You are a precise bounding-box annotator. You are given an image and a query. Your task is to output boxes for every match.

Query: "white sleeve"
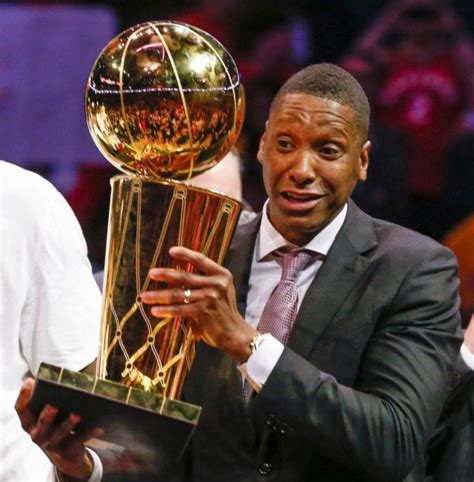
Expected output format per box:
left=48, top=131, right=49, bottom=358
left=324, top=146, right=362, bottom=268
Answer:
left=460, top=343, right=474, bottom=370
left=20, top=187, right=102, bottom=375
left=85, top=449, right=103, bottom=482
left=238, top=335, right=284, bottom=392
left=55, top=449, right=103, bottom=482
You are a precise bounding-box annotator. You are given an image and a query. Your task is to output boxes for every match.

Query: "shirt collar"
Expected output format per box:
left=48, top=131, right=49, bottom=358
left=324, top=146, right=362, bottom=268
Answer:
left=256, top=201, right=348, bottom=261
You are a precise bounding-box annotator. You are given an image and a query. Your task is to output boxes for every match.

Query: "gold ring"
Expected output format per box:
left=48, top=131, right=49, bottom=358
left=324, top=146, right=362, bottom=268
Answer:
left=183, top=288, right=192, bottom=304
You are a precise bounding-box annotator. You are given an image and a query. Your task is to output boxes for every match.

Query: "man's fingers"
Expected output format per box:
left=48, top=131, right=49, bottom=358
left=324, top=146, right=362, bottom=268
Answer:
left=142, top=286, right=204, bottom=305
left=29, top=404, right=59, bottom=444
left=169, top=246, right=223, bottom=275
left=147, top=267, right=214, bottom=287
left=74, top=426, right=105, bottom=445
left=151, top=304, right=196, bottom=318
left=15, top=378, right=36, bottom=431
left=43, top=413, right=81, bottom=449
left=15, top=378, right=35, bottom=411
left=47, top=421, right=104, bottom=452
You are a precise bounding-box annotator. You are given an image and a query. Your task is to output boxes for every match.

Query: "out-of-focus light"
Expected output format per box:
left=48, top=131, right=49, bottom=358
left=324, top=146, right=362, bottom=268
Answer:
left=189, top=52, right=213, bottom=74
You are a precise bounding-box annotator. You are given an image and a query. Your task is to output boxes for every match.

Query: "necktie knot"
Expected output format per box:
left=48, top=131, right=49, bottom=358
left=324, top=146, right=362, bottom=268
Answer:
left=279, top=249, right=316, bottom=282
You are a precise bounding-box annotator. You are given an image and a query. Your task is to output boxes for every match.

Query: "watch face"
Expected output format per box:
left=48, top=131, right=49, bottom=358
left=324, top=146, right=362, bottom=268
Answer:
left=250, top=333, right=269, bottom=353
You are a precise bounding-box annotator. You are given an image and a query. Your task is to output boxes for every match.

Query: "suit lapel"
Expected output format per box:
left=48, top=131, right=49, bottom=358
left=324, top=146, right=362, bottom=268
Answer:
left=288, top=201, right=378, bottom=359
left=224, top=213, right=261, bottom=317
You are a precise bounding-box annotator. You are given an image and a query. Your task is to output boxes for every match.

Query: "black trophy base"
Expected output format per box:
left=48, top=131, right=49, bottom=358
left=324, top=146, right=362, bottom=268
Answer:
left=29, top=363, right=201, bottom=478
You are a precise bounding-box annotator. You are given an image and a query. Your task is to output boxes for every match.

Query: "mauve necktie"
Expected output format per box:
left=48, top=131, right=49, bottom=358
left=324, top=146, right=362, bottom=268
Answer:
left=243, top=248, right=318, bottom=401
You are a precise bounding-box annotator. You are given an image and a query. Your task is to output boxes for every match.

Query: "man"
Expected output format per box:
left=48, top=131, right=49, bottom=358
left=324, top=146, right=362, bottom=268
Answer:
left=0, top=161, right=102, bottom=480
left=16, top=64, right=463, bottom=481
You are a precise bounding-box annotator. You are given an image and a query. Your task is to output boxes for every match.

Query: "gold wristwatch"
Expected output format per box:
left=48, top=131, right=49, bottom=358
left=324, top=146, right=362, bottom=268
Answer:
left=249, top=333, right=271, bottom=354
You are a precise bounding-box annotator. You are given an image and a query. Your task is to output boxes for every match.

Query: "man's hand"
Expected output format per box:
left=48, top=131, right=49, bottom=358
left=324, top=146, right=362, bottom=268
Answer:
left=142, top=246, right=258, bottom=364
left=15, top=378, right=103, bottom=480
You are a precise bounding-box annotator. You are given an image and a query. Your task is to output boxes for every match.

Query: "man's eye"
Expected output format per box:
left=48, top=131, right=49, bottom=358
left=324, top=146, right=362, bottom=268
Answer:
left=277, top=139, right=293, bottom=150
left=319, top=146, right=340, bottom=157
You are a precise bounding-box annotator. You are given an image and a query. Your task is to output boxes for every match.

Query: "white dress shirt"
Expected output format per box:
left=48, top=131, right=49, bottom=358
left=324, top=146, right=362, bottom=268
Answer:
left=460, top=343, right=474, bottom=369
left=238, top=202, right=348, bottom=391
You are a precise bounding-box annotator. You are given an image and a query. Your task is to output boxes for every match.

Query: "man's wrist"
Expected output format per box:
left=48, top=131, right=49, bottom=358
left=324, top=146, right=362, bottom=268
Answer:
left=55, top=449, right=102, bottom=482
left=84, top=449, right=103, bottom=482
left=250, top=333, right=272, bottom=354
left=224, top=325, right=259, bottom=364
left=238, top=334, right=284, bottom=392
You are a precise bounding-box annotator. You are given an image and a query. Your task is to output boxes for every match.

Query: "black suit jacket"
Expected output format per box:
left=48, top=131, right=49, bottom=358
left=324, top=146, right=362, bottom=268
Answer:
left=425, top=369, right=474, bottom=482
left=178, top=200, right=462, bottom=482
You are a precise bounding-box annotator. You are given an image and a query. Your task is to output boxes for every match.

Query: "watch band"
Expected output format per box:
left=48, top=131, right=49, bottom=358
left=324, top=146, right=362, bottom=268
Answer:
left=249, top=332, right=271, bottom=354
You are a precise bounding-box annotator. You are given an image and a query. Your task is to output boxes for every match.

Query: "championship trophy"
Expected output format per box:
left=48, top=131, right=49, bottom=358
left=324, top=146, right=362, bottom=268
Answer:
left=29, top=21, right=244, bottom=475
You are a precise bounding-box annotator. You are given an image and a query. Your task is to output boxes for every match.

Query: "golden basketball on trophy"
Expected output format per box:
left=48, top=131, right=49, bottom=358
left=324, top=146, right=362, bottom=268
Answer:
left=30, top=20, right=245, bottom=473
left=85, top=21, right=244, bottom=180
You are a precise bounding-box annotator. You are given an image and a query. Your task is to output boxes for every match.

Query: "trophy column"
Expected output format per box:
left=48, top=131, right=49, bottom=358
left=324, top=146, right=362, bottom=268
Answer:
left=100, top=175, right=241, bottom=399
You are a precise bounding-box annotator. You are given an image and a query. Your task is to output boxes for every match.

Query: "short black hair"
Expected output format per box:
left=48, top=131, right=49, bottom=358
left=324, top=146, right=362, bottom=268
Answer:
left=271, top=63, right=370, bottom=143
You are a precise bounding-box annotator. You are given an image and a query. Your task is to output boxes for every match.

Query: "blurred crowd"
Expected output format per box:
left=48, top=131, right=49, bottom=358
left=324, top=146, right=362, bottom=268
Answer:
left=90, top=101, right=232, bottom=153
left=1, top=0, right=473, bottom=321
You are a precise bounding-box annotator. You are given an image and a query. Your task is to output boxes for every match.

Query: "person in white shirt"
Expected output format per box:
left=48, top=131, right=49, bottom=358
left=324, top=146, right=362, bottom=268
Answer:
left=0, top=161, right=102, bottom=481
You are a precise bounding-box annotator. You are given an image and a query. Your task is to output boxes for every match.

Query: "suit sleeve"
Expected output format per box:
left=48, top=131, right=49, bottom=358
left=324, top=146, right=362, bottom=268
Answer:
left=250, top=245, right=463, bottom=481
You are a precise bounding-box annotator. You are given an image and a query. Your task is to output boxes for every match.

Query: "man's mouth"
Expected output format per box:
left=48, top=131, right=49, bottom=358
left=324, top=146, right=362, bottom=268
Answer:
left=282, top=191, right=323, bottom=201
left=280, top=191, right=324, bottom=210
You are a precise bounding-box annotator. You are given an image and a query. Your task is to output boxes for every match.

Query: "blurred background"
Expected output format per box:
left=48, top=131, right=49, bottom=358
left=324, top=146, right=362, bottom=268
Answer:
left=1, top=0, right=473, bottom=321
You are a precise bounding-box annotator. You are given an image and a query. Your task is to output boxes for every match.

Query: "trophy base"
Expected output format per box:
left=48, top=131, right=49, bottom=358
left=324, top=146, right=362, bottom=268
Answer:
left=29, top=363, right=200, bottom=477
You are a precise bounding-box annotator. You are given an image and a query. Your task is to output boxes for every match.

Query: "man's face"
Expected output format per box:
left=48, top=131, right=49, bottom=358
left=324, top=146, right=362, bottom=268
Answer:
left=257, top=93, right=370, bottom=245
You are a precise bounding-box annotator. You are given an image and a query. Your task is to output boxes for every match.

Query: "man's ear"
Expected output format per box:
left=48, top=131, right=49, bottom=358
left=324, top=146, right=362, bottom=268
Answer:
left=358, top=140, right=371, bottom=181
left=256, top=121, right=269, bottom=164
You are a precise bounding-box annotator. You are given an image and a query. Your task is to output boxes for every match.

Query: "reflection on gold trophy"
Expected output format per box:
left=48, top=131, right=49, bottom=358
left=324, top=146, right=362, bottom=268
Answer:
left=29, top=21, right=244, bottom=469
left=86, top=21, right=245, bottom=401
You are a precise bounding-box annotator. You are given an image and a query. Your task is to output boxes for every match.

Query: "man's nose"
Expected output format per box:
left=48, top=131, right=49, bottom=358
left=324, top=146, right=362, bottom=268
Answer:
left=289, top=152, right=316, bottom=185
